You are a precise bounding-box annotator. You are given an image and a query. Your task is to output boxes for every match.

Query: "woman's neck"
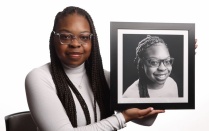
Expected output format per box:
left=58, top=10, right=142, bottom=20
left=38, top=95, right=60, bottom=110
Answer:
left=63, top=63, right=85, bottom=74
left=147, top=82, right=164, bottom=90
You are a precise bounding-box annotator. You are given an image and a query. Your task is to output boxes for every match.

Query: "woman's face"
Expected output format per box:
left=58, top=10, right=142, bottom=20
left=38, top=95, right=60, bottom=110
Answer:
left=142, top=43, right=172, bottom=86
left=54, top=14, right=92, bottom=67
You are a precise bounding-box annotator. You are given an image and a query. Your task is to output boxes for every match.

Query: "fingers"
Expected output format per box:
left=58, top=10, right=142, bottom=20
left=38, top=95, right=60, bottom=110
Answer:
left=122, top=108, right=151, bottom=122
left=195, top=39, right=198, bottom=49
left=141, top=109, right=165, bottom=118
left=122, top=107, right=164, bottom=122
left=195, top=44, right=198, bottom=49
left=137, top=108, right=165, bottom=119
left=137, top=107, right=154, bottom=118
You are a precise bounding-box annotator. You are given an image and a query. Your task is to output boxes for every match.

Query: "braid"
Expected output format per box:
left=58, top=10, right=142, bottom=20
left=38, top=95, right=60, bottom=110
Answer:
left=50, top=33, right=77, bottom=126
left=49, top=6, right=112, bottom=127
left=134, top=35, right=167, bottom=97
left=137, top=67, right=149, bottom=97
left=84, top=9, right=112, bottom=120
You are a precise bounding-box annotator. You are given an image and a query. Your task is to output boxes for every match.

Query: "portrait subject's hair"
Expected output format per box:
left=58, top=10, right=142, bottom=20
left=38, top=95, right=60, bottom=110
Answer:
left=49, top=6, right=112, bottom=127
left=134, top=35, right=168, bottom=97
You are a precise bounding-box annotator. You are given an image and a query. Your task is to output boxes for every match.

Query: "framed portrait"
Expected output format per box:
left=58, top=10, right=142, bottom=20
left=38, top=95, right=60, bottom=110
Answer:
left=110, top=22, right=195, bottom=110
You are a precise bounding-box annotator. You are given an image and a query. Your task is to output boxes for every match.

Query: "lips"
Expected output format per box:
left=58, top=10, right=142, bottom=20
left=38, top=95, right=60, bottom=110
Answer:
left=66, top=52, right=83, bottom=59
left=154, top=73, right=168, bottom=81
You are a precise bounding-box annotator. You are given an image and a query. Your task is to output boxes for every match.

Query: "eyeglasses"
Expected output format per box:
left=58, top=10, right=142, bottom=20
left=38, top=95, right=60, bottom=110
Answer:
left=53, top=31, right=93, bottom=45
left=143, top=57, right=174, bottom=68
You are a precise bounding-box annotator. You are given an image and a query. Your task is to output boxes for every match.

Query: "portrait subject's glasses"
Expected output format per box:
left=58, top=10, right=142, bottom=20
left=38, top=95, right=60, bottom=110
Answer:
left=53, top=31, right=93, bottom=45
left=143, top=57, right=174, bottom=68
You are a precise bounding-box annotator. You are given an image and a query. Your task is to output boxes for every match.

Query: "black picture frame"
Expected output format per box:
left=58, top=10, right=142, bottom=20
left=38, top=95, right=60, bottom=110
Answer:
left=110, top=22, right=195, bottom=110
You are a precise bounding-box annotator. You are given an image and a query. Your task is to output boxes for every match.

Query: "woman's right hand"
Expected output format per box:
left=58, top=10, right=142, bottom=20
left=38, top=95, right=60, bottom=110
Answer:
left=122, top=107, right=165, bottom=122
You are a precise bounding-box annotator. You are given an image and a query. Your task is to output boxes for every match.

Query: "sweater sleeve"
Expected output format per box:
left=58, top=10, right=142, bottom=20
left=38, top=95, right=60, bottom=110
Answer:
left=25, top=67, right=126, bottom=131
left=104, top=70, right=157, bottom=126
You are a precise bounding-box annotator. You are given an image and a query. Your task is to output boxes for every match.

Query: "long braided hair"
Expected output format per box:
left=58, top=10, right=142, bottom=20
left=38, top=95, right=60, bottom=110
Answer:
left=49, top=6, right=113, bottom=127
left=134, top=35, right=168, bottom=97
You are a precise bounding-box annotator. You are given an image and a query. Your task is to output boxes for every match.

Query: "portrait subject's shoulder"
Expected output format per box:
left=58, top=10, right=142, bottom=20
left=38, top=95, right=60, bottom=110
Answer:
left=123, top=79, right=140, bottom=98
left=167, top=77, right=177, bottom=85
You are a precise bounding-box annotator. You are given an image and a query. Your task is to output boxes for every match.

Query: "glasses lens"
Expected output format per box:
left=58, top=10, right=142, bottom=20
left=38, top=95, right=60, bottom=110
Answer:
left=147, top=59, right=160, bottom=67
left=163, top=58, right=174, bottom=66
left=79, top=33, right=92, bottom=44
left=144, top=58, right=174, bottom=67
left=59, top=33, right=73, bottom=44
left=54, top=31, right=93, bottom=45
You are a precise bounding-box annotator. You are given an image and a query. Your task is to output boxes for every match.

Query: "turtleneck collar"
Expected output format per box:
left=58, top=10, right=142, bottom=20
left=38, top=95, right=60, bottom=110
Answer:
left=62, top=63, right=85, bottom=74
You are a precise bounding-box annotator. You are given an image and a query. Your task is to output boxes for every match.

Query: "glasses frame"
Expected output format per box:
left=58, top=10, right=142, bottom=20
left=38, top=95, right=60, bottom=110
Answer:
left=142, top=57, right=174, bottom=68
left=53, top=31, right=93, bottom=45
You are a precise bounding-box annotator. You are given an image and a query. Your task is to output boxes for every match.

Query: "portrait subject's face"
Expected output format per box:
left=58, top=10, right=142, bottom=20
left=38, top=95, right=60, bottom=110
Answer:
left=143, top=43, right=172, bottom=86
left=54, top=14, right=92, bottom=67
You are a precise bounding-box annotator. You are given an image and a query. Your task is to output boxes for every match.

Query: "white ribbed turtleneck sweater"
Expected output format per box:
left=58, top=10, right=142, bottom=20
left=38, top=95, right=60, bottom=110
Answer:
left=25, top=63, right=126, bottom=131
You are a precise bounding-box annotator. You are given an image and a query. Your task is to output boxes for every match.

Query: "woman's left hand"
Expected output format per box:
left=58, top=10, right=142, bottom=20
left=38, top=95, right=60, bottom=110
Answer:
left=195, top=39, right=198, bottom=49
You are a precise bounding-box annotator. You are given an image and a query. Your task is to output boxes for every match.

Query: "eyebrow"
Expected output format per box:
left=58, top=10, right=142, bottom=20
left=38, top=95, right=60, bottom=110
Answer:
left=145, top=56, right=171, bottom=59
left=57, top=29, right=91, bottom=34
left=57, top=29, right=70, bottom=33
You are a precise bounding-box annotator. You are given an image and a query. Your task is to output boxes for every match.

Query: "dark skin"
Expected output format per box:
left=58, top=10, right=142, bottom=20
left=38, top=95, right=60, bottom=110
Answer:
left=122, top=107, right=163, bottom=122
left=54, top=13, right=165, bottom=123
left=54, top=14, right=92, bottom=68
left=54, top=13, right=198, bottom=123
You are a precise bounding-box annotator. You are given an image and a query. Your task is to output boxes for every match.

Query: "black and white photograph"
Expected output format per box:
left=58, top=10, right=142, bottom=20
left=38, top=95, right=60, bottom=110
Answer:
left=110, top=22, right=195, bottom=110
left=123, top=34, right=183, bottom=98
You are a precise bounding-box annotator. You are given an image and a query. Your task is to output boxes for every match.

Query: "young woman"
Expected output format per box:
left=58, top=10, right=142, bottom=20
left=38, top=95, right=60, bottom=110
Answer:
left=25, top=6, right=165, bottom=131
left=123, top=35, right=178, bottom=98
